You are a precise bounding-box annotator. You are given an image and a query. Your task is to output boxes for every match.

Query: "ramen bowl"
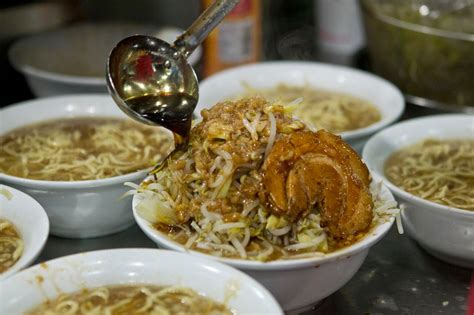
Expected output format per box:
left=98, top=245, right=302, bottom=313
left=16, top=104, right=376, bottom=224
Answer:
left=8, top=22, right=201, bottom=97
left=133, top=179, right=396, bottom=312
left=0, top=248, right=283, bottom=314
left=197, top=61, right=405, bottom=152
left=363, top=114, right=474, bottom=268
left=0, top=94, right=172, bottom=238
left=0, top=185, right=49, bottom=280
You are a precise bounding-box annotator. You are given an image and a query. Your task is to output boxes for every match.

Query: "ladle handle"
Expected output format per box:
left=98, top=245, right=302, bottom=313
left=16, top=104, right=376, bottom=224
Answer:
left=173, top=0, right=240, bottom=58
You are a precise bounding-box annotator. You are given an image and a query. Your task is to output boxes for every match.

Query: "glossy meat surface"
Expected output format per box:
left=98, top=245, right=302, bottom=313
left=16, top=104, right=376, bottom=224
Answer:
left=262, top=130, right=373, bottom=239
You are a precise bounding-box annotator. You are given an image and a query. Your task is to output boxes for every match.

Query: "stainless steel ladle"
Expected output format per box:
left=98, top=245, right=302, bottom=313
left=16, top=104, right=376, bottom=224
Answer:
left=106, top=0, right=239, bottom=140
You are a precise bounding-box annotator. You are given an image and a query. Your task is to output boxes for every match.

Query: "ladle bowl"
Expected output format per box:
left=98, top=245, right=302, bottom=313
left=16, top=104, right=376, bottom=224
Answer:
left=107, top=35, right=198, bottom=130
left=106, top=0, right=239, bottom=137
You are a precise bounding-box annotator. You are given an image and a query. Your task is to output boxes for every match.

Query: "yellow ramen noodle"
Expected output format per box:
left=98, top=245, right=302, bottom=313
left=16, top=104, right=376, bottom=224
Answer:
left=26, top=284, right=232, bottom=315
left=242, top=83, right=381, bottom=133
left=0, top=117, right=173, bottom=181
left=0, top=218, right=23, bottom=273
left=385, top=139, right=474, bottom=211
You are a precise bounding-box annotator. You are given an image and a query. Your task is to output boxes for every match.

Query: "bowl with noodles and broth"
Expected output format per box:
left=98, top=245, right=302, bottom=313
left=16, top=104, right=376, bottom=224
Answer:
left=131, top=97, right=399, bottom=312
left=0, top=249, right=283, bottom=314
left=197, top=61, right=405, bottom=152
left=0, top=185, right=49, bottom=280
left=363, top=114, right=474, bottom=268
left=0, top=95, right=174, bottom=238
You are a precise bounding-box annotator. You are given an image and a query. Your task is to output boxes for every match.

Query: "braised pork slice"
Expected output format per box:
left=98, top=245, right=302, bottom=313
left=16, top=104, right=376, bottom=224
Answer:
left=262, top=130, right=373, bottom=239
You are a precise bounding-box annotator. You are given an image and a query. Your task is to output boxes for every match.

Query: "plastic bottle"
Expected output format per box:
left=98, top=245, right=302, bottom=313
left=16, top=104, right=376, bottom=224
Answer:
left=201, top=0, right=261, bottom=76
left=314, top=0, right=365, bottom=65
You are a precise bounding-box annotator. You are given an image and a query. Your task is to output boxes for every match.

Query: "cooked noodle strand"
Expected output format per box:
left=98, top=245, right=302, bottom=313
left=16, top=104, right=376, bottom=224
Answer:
left=385, top=139, right=474, bottom=211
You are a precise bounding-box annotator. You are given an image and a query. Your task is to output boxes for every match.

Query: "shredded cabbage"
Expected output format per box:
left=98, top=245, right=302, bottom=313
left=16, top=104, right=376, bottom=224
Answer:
left=136, top=195, right=177, bottom=225
left=266, top=215, right=289, bottom=230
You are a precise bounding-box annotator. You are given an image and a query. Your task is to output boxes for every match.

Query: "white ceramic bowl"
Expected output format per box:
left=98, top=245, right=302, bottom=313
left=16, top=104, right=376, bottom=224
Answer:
left=0, top=184, right=49, bottom=280
left=8, top=22, right=201, bottom=97
left=0, top=94, right=171, bottom=238
left=197, top=61, right=405, bottom=152
left=0, top=248, right=283, bottom=315
left=133, top=180, right=396, bottom=312
left=363, top=114, right=474, bottom=268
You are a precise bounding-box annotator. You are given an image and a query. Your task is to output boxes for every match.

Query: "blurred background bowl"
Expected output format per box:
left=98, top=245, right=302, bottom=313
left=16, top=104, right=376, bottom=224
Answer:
left=197, top=61, right=404, bottom=152
left=361, top=0, right=474, bottom=113
left=0, top=2, right=77, bottom=40
left=0, top=94, right=172, bottom=238
left=363, top=114, right=474, bottom=268
left=0, top=184, right=49, bottom=280
left=133, top=177, right=396, bottom=312
left=8, top=22, right=202, bottom=97
left=0, top=249, right=283, bottom=314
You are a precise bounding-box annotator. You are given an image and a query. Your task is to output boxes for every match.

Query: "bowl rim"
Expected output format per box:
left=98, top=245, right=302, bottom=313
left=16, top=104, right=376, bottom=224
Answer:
left=0, top=248, right=283, bottom=314
left=132, top=177, right=396, bottom=271
left=0, top=184, right=50, bottom=280
left=9, top=61, right=106, bottom=85
left=197, top=60, right=405, bottom=141
left=8, top=39, right=104, bottom=85
left=0, top=94, right=163, bottom=189
left=0, top=169, right=149, bottom=189
left=362, top=113, right=474, bottom=217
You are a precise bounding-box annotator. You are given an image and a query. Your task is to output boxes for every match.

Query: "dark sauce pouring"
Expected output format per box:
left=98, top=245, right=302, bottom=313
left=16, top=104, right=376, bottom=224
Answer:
left=126, top=92, right=197, bottom=149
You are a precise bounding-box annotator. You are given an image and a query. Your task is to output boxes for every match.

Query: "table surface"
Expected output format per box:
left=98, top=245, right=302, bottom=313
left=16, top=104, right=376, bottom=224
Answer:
left=33, top=103, right=473, bottom=315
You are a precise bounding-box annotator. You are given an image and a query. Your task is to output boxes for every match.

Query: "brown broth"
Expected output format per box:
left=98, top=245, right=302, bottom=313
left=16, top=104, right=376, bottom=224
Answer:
left=26, top=284, right=232, bottom=315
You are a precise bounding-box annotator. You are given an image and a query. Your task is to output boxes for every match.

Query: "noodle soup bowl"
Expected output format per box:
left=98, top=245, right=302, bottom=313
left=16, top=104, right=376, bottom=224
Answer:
left=133, top=178, right=396, bottom=313
left=0, top=95, right=172, bottom=238
left=197, top=61, right=405, bottom=152
left=363, top=114, right=474, bottom=268
left=0, top=249, right=283, bottom=314
left=0, top=185, right=49, bottom=280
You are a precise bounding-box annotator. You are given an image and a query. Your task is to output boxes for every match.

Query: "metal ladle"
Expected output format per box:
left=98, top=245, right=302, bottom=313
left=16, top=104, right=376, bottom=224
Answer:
left=106, top=0, right=239, bottom=142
